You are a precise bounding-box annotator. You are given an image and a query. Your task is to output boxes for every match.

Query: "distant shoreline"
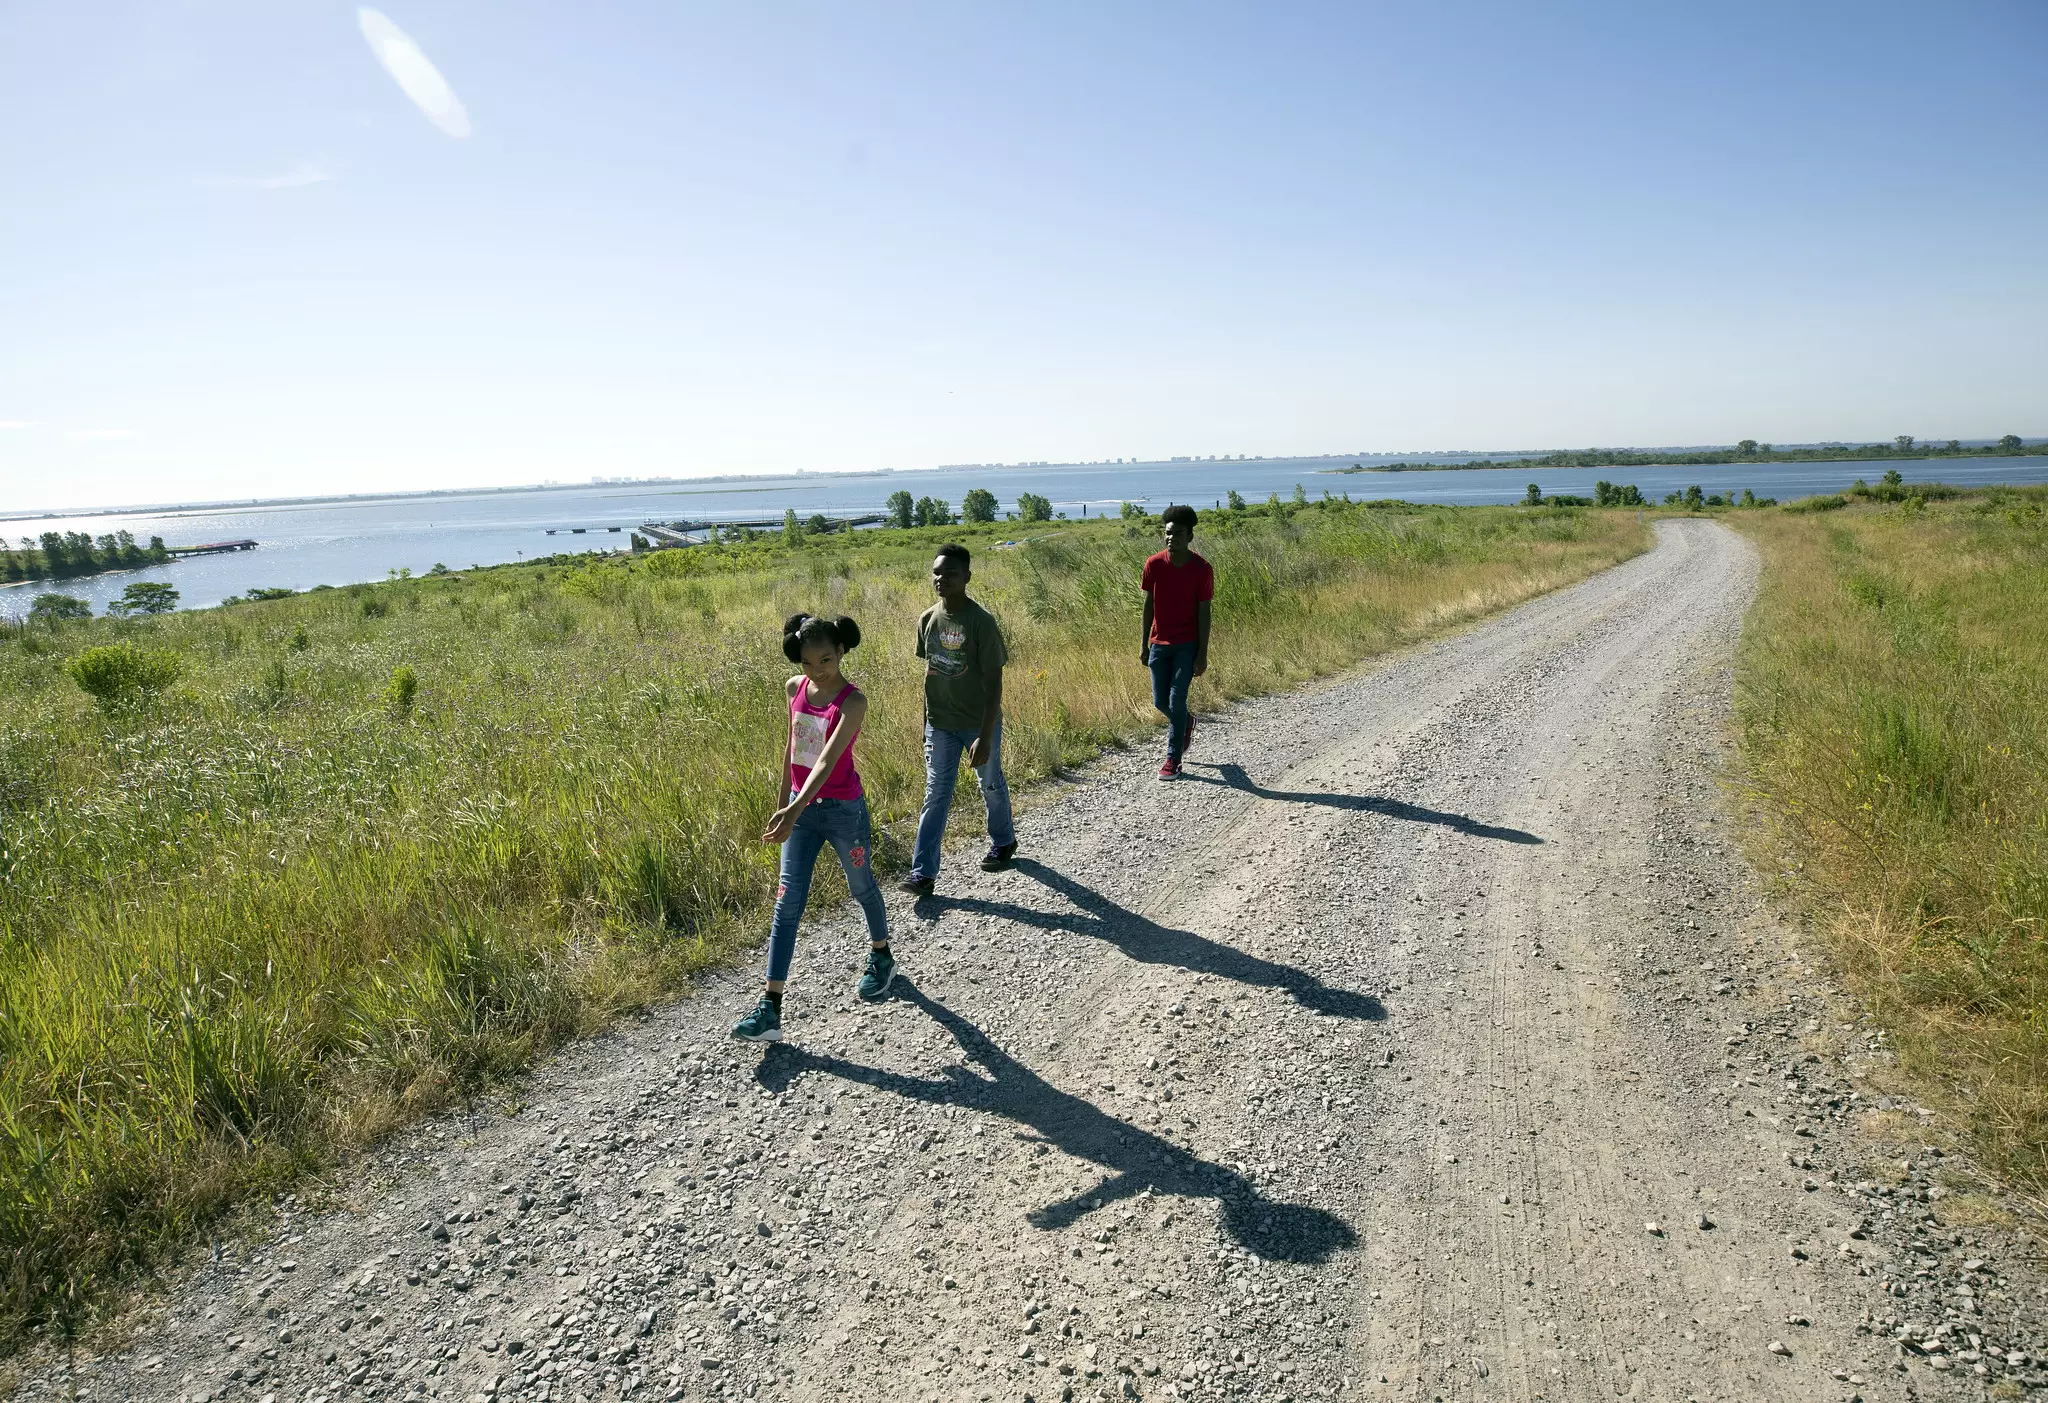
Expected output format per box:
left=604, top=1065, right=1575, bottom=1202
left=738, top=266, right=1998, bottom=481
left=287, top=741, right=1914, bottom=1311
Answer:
left=1329, top=440, right=2045, bottom=474
left=8, top=438, right=2041, bottom=521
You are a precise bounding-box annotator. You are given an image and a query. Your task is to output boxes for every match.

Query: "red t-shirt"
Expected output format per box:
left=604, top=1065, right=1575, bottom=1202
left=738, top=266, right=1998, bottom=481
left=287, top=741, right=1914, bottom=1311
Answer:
left=1141, top=549, right=1214, bottom=645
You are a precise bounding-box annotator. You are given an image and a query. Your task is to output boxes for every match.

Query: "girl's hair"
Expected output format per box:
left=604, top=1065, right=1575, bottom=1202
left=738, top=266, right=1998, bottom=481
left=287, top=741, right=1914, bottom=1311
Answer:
left=782, top=612, right=863, bottom=663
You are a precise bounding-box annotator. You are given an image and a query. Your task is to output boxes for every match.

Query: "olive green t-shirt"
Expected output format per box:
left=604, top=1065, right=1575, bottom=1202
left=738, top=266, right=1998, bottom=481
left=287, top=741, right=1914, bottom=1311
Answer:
left=916, top=597, right=1008, bottom=732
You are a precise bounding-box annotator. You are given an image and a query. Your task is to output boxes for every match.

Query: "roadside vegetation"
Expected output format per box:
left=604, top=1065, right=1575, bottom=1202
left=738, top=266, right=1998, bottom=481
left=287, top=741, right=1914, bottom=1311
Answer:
left=0, top=496, right=1646, bottom=1345
left=1734, top=484, right=2048, bottom=1191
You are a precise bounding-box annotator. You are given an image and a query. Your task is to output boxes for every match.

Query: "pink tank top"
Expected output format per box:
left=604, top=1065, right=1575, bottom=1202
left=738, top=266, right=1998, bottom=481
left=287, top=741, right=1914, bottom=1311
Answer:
left=788, top=681, right=864, bottom=801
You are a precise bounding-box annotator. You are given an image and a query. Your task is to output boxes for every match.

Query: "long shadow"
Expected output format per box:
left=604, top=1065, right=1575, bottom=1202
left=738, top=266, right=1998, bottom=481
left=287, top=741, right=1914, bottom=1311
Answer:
left=921, top=859, right=1385, bottom=1022
left=1188, top=761, right=1545, bottom=845
left=752, top=980, right=1356, bottom=1263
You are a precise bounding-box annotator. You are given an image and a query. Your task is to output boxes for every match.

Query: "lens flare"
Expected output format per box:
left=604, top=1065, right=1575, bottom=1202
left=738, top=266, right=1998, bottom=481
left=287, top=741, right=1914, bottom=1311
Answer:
left=357, top=7, right=471, bottom=138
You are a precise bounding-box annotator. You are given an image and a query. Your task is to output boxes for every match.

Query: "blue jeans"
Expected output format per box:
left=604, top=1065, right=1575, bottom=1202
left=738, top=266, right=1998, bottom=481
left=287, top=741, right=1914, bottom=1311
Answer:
left=1149, top=641, right=1197, bottom=759
left=766, top=795, right=888, bottom=983
left=910, top=722, right=1016, bottom=880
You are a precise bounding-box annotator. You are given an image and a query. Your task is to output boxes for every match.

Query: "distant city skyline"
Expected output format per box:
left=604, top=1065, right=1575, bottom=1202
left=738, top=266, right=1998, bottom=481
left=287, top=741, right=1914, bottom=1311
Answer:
left=3, top=1, right=2044, bottom=513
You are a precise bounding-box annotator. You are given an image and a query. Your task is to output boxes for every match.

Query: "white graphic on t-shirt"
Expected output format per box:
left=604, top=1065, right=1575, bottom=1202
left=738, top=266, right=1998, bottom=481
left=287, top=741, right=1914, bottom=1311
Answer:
left=791, top=711, right=830, bottom=770
left=928, top=620, right=969, bottom=677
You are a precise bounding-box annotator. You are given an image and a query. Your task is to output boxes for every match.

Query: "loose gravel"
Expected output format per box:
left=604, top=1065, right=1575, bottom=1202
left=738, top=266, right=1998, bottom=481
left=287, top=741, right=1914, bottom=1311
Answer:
left=17, top=519, right=2048, bottom=1403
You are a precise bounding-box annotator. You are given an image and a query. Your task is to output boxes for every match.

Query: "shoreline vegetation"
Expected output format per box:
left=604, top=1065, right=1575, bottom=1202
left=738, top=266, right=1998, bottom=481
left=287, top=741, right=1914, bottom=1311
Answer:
left=2, top=530, right=170, bottom=585
left=0, top=497, right=1648, bottom=1347
left=1734, top=483, right=2048, bottom=1194
left=1332, top=434, right=2043, bottom=473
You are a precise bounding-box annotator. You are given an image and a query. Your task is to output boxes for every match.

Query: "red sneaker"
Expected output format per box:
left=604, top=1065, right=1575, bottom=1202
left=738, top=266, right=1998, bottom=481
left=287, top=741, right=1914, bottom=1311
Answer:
left=1157, top=758, right=1182, bottom=781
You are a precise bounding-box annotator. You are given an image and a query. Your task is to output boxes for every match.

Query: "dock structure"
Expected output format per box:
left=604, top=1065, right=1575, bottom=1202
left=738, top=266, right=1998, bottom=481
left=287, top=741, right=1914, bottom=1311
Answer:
left=635, top=514, right=885, bottom=547
left=543, top=526, right=627, bottom=536
left=166, top=539, right=258, bottom=556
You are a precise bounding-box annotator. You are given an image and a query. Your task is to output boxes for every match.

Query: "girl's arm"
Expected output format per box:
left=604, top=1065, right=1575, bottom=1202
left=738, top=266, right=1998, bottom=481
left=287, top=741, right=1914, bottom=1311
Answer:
left=775, top=676, right=801, bottom=802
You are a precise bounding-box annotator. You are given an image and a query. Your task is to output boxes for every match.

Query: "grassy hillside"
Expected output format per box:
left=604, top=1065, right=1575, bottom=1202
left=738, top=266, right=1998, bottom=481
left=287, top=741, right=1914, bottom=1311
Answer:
left=1735, top=486, right=2048, bottom=1190
left=0, top=498, right=1646, bottom=1341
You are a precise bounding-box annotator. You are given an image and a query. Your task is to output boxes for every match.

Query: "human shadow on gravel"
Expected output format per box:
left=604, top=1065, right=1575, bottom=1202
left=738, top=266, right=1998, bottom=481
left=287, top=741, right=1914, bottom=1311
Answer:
left=1191, top=762, right=1544, bottom=845
left=919, top=859, right=1385, bottom=1022
left=750, top=980, right=1357, bottom=1264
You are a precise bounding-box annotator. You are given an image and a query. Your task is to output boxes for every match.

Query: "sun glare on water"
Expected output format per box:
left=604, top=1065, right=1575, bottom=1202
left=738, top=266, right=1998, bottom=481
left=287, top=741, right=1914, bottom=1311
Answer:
left=357, top=7, right=471, bottom=138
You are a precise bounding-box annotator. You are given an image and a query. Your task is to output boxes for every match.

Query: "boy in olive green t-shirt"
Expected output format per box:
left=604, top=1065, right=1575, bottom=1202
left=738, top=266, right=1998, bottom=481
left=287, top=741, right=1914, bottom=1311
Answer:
left=901, top=543, right=1017, bottom=895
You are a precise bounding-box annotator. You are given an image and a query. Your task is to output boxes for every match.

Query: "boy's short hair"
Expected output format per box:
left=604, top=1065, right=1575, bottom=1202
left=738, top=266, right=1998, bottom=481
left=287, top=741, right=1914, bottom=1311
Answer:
left=935, top=543, right=971, bottom=569
left=1161, top=503, right=1198, bottom=532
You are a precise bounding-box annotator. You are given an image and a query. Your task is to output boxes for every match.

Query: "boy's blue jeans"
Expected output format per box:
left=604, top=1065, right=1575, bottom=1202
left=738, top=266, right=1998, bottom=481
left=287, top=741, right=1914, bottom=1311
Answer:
left=767, top=794, right=888, bottom=983
left=1149, top=641, right=1198, bottom=759
left=910, top=721, right=1016, bottom=881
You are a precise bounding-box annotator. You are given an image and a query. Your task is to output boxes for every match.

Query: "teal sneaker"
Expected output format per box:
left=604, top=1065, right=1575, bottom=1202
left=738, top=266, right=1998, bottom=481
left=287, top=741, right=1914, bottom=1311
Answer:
left=730, top=995, right=783, bottom=1043
left=856, top=947, right=897, bottom=1001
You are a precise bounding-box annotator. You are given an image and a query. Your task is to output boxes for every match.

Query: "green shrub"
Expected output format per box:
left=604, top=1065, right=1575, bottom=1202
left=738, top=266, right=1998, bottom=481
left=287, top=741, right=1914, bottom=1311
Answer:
left=385, top=663, right=418, bottom=716
left=62, top=644, right=183, bottom=710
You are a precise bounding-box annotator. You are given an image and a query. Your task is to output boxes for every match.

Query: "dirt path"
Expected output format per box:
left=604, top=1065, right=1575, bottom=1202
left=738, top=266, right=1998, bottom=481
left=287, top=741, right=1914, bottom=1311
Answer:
left=25, top=519, right=2047, bottom=1403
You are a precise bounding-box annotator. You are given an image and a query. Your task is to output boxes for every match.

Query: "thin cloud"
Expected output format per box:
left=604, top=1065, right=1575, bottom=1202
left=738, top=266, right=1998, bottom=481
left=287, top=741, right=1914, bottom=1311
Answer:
left=358, top=8, right=471, bottom=138
left=204, top=163, right=335, bottom=191
left=66, top=429, right=138, bottom=441
left=0, top=420, right=37, bottom=430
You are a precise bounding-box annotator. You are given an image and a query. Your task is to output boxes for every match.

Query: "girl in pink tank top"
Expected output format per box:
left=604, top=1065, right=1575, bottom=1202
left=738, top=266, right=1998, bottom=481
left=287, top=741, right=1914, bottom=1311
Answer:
left=731, top=613, right=895, bottom=1043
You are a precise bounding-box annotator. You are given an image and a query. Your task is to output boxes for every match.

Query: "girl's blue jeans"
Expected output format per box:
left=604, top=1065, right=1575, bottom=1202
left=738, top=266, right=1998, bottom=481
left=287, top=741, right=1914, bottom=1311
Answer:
left=766, top=794, right=888, bottom=983
left=1149, top=641, right=1197, bottom=759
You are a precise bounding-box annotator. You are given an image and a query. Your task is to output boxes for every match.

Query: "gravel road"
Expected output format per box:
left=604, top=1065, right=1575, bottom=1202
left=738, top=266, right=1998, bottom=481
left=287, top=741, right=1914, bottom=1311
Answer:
left=22, top=519, right=2048, bottom=1403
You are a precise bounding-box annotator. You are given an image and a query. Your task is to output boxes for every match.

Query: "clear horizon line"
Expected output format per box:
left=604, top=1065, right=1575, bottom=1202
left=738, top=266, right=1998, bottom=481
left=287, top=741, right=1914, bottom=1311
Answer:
left=4, top=435, right=2039, bottom=523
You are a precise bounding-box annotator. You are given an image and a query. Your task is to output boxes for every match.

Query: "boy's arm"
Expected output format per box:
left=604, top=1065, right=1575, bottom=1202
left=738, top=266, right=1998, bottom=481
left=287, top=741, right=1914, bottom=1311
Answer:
left=1140, top=591, right=1154, bottom=665
left=1194, top=600, right=1212, bottom=677
left=970, top=665, right=1002, bottom=769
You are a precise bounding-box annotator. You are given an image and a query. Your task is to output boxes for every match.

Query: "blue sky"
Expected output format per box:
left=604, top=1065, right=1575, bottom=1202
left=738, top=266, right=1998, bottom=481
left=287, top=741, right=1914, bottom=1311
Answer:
left=2, top=1, right=2043, bottom=511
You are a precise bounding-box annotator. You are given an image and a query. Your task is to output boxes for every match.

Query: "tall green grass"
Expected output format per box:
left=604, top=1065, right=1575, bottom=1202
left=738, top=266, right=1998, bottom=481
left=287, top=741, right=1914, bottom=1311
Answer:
left=1735, top=487, right=2048, bottom=1188
left=0, top=499, right=1644, bottom=1342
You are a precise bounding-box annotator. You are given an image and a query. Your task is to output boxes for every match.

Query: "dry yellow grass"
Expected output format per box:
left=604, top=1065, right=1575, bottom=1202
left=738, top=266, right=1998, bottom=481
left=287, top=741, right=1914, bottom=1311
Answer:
left=1736, top=485, right=2048, bottom=1191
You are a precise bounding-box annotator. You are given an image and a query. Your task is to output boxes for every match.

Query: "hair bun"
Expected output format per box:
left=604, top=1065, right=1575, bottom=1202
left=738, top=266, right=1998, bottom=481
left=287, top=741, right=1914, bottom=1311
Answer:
left=833, top=615, right=862, bottom=650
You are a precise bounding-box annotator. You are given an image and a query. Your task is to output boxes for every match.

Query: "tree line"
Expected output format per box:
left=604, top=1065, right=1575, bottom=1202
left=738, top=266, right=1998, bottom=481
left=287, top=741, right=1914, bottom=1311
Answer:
left=1350, top=434, right=2037, bottom=473
left=2, top=529, right=170, bottom=582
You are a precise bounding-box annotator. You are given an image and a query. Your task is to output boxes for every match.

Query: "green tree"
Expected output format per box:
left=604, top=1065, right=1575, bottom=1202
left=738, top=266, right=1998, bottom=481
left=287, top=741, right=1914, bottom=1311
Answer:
left=109, top=581, right=179, bottom=616
left=28, top=593, right=91, bottom=627
left=961, top=488, right=998, bottom=523
left=1882, top=468, right=1903, bottom=487
left=1119, top=501, right=1146, bottom=520
left=1292, top=483, right=1307, bottom=505
left=1524, top=483, right=1543, bottom=505
left=1999, top=434, right=2024, bottom=454
left=1736, top=439, right=1758, bottom=455
left=886, top=490, right=915, bottom=528
left=1015, top=492, right=1053, bottom=523
left=914, top=497, right=955, bottom=527
left=806, top=513, right=832, bottom=535
left=1683, top=484, right=1705, bottom=510
left=64, top=643, right=183, bottom=710
left=783, top=508, right=803, bottom=544
left=1226, top=489, right=1245, bottom=510
left=1895, top=435, right=1915, bottom=452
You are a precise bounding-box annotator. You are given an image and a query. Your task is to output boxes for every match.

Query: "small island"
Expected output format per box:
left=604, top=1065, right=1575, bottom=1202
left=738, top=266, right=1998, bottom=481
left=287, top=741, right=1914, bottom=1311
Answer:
left=2, top=529, right=171, bottom=584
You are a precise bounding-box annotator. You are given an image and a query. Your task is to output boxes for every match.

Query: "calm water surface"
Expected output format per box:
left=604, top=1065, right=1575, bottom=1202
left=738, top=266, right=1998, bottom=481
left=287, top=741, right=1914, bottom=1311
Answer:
left=6, top=455, right=2045, bottom=615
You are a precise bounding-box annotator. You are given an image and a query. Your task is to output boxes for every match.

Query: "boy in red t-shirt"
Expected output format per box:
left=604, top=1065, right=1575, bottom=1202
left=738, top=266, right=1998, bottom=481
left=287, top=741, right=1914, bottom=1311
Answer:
left=1139, top=503, right=1214, bottom=780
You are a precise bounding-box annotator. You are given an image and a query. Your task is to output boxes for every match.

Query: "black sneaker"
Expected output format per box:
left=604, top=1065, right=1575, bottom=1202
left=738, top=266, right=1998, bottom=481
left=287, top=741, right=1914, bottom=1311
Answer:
left=857, top=947, right=898, bottom=1001
left=979, top=843, right=1018, bottom=872
left=898, top=876, right=934, bottom=898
